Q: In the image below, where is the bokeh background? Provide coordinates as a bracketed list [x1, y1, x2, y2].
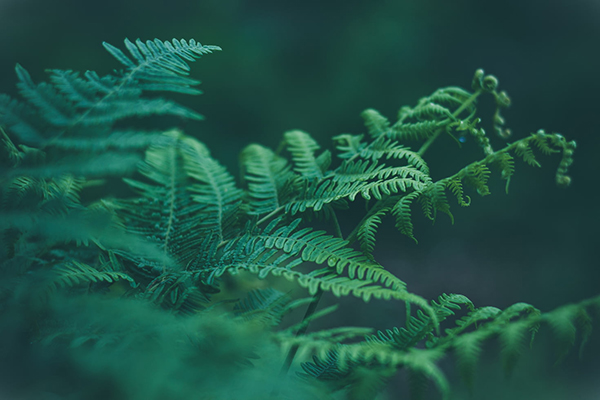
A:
[1, 0, 599, 398]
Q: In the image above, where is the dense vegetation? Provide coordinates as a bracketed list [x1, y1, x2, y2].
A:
[0, 38, 595, 400]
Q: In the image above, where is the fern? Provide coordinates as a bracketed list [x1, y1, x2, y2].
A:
[356, 203, 391, 256]
[284, 130, 329, 179]
[0, 39, 591, 400]
[240, 144, 295, 215]
[40, 261, 134, 302]
[0, 38, 219, 181]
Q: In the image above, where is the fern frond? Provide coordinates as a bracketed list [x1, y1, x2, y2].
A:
[361, 109, 390, 138]
[369, 293, 472, 351]
[240, 144, 296, 215]
[359, 175, 428, 201]
[288, 166, 428, 215]
[514, 141, 540, 168]
[2, 38, 218, 151]
[41, 261, 134, 301]
[530, 130, 561, 156]
[103, 38, 220, 92]
[207, 221, 437, 319]
[0, 94, 43, 144]
[453, 334, 483, 390]
[446, 177, 471, 206]
[259, 218, 405, 289]
[356, 205, 390, 257]
[389, 120, 444, 141]
[499, 320, 529, 375]
[333, 134, 366, 159]
[494, 152, 515, 193]
[299, 347, 356, 382]
[425, 87, 474, 108]
[183, 135, 244, 240]
[111, 131, 223, 271]
[391, 192, 419, 243]
[143, 271, 209, 314]
[284, 130, 328, 179]
[463, 163, 491, 196]
[546, 305, 578, 363]
[286, 179, 362, 214]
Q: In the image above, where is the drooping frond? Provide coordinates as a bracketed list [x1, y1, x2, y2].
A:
[493, 152, 515, 193]
[356, 204, 391, 257]
[203, 218, 437, 321]
[294, 337, 451, 399]
[367, 294, 473, 351]
[383, 129, 576, 241]
[391, 192, 420, 243]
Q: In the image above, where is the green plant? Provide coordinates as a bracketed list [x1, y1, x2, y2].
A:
[0, 38, 595, 400]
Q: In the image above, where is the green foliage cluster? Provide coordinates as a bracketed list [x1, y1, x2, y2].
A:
[0, 38, 595, 400]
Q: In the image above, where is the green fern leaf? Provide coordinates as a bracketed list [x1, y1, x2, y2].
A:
[514, 141, 541, 168]
[356, 206, 390, 256]
[42, 261, 134, 301]
[391, 192, 419, 243]
[284, 130, 327, 179]
[240, 144, 295, 215]
[361, 108, 390, 138]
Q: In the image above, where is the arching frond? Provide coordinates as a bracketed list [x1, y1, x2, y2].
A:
[182, 135, 244, 240]
[284, 130, 328, 179]
[240, 144, 296, 215]
[361, 108, 391, 138]
[391, 192, 420, 243]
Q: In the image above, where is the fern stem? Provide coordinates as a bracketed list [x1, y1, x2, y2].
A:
[279, 206, 343, 377]
[417, 89, 482, 157]
[279, 289, 324, 376]
[256, 206, 285, 226]
[329, 206, 344, 239]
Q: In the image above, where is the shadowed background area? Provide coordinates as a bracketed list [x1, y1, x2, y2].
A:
[1, 0, 599, 398]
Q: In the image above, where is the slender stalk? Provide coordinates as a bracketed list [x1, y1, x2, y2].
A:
[278, 289, 324, 376]
[279, 206, 343, 377]
[256, 205, 284, 226]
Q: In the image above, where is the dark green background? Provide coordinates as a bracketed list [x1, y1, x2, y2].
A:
[1, 0, 598, 398]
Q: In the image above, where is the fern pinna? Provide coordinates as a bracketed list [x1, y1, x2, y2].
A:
[0, 38, 595, 400]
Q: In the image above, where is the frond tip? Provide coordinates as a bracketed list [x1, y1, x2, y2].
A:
[102, 38, 221, 93]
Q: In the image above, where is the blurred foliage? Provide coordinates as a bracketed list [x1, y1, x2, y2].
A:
[0, 0, 599, 398]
